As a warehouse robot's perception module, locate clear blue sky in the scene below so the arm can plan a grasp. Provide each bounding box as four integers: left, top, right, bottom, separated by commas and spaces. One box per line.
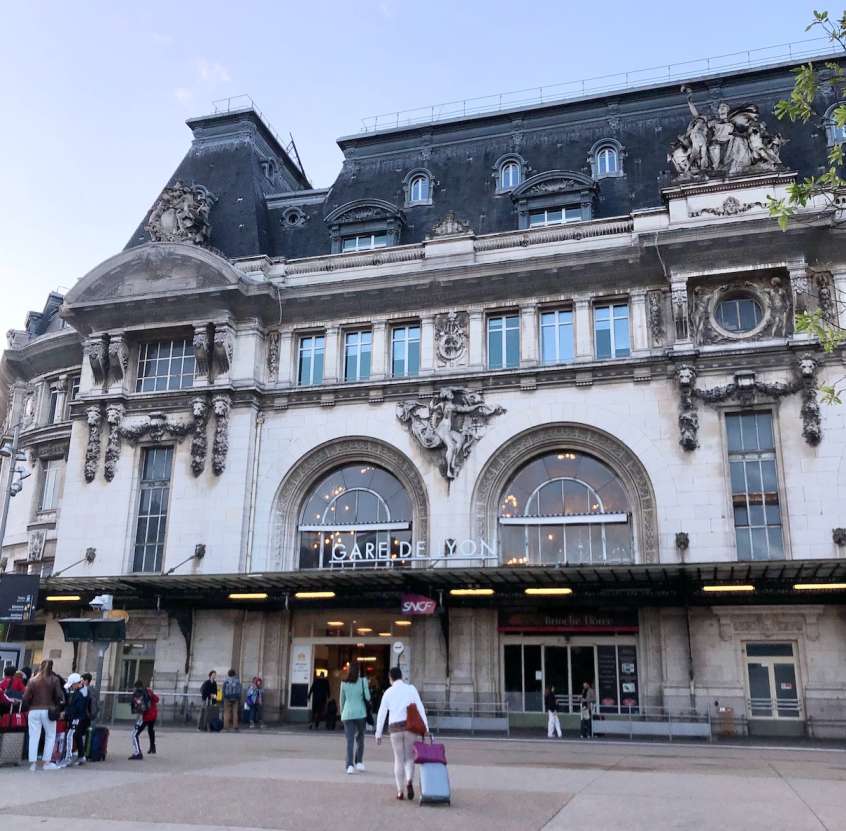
0, 0, 828, 337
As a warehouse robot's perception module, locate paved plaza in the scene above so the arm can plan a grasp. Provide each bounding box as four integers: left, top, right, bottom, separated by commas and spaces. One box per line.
2, 730, 845, 830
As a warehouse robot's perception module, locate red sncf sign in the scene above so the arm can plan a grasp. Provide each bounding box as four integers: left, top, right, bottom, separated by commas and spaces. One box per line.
400, 593, 437, 615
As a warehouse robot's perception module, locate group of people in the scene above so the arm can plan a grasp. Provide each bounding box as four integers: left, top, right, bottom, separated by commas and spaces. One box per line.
545, 680, 597, 739
199, 669, 264, 731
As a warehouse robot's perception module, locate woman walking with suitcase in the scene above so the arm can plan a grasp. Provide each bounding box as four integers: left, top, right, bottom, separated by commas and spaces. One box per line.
339, 661, 370, 774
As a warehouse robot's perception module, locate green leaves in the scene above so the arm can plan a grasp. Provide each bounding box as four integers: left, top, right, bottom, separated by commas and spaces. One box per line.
796, 309, 846, 352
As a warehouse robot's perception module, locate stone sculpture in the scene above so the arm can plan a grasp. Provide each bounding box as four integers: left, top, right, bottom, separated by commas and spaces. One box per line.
397, 387, 505, 480
211, 394, 231, 476
83, 406, 102, 483
146, 181, 216, 245
434, 311, 469, 365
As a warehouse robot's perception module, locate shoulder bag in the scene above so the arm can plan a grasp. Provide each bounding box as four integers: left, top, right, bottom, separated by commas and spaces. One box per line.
406, 701, 427, 736
361, 678, 374, 726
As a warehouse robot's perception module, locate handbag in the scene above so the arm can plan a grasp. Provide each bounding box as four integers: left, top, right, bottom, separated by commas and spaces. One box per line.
406, 702, 427, 736
7, 702, 27, 732
413, 734, 446, 765
361, 679, 374, 727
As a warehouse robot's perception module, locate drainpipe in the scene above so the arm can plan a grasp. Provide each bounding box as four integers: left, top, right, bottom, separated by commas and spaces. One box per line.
244, 410, 265, 573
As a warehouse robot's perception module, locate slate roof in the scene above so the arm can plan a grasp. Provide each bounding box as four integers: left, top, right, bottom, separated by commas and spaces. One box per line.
127, 58, 842, 263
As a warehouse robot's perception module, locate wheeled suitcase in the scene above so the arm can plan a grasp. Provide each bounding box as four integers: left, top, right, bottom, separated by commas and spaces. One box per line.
418, 761, 451, 805
87, 726, 109, 762
199, 704, 220, 732
0, 731, 25, 766
51, 730, 66, 763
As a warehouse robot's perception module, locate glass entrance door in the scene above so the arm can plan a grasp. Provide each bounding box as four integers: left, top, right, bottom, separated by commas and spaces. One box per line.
745, 643, 801, 720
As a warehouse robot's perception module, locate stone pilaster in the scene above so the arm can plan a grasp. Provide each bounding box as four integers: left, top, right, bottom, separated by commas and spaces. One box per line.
520, 303, 538, 368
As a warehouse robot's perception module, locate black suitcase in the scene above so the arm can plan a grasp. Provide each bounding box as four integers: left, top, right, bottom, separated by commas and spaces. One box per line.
199, 704, 220, 731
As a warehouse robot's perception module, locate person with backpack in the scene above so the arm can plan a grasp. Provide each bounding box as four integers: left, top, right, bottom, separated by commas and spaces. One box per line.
129, 679, 154, 760
60, 673, 88, 767
222, 669, 242, 731
243, 676, 263, 728
339, 661, 371, 774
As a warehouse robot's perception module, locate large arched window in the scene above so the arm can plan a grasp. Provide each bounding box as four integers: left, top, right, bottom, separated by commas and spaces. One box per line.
298, 464, 413, 569
498, 451, 632, 565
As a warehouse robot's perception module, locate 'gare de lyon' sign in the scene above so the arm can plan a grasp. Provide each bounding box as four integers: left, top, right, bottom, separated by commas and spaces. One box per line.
328, 538, 496, 562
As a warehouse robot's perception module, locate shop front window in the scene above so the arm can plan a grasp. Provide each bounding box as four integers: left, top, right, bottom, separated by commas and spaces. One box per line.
298, 463, 413, 569
498, 451, 633, 565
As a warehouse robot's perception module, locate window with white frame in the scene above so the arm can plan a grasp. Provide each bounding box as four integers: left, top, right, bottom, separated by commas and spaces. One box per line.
540, 309, 574, 364
825, 102, 846, 145
487, 314, 520, 369
132, 446, 173, 573
596, 145, 619, 176
528, 207, 582, 227
341, 233, 388, 253
344, 330, 372, 382
594, 303, 630, 359
391, 324, 420, 378
726, 411, 784, 561
39, 459, 61, 512
500, 160, 521, 191
135, 339, 195, 393
298, 335, 325, 386
65, 376, 80, 419
408, 174, 430, 204
46, 387, 59, 424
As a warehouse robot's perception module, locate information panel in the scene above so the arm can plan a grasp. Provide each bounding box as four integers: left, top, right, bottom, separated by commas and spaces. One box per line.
0, 575, 39, 622
618, 644, 639, 711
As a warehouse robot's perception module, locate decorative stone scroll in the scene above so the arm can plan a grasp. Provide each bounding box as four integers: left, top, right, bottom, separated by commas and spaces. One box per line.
106, 336, 129, 386
434, 311, 469, 366
190, 396, 209, 476
146, 181, 216, 246
675, 354, 821, 451
83, 406, 102, 483
103, 403, 124, 482
213, 326, 234, 376
669, 87, 788, 179
193, 326, 210, 378
211, 394, 230, 476
396, 386, 505, 481
86, 336, 108, 387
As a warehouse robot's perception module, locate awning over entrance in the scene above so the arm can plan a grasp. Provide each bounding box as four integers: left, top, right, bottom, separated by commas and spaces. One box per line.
41, 559, 846, 609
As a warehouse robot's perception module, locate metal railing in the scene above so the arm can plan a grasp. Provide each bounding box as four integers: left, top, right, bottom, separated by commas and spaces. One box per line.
422, 700, 510, 736
360, 37, 839, 132
97, 690, 203, 726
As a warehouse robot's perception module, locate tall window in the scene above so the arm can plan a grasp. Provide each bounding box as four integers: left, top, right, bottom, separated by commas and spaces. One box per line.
540, 310, 574, 364
344, 330, 372, 382
298, 463, 413, 569
409, 174, 430, 204
488, 314, 520, 369
498, 451, 633, 566
596, 146, 619, 176
136, 339, 195, 392
70, 376, 81, 400
341, 233, 388, 253
39, 459, 60, 511
298, 335, 325, 386
528, 207, 582, 227
500, 161, 520, 190
727, 411, 783, 560
392, 324, 420, 377
594, 303, 630, 359
825, 102, 846, 145
133, 446, 173, 573
46, 388, 59, 424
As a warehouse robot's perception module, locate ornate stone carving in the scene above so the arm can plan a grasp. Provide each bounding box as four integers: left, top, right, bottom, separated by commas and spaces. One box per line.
103, 403, 124, 482
523, 179, 580, 195
193, 326, 210, 377
107, 336, 129, 386
472, 423, 659, 564
647, 290, 664, 345
27, 529, 46, 563
190, 396, 209, 477
396, 387, 505, 481
434, 311, 469, 366
211, 393, 230, 476
428, 211, 472, 238
266, 330, 280, 380
713, 606, 824, 643
812, 269, 837, 323
689, 196, 766, 218
671, 284, 689, 341
669, 87, 788, 179
86, 336, 108, 387
213, 326, 234, 376
833, 527, 846, 547
675, 354, 821, 450
146, 181, 216, 245
675, 531, 690, 551
83, 406, 102, 483
119, 411, 193, 445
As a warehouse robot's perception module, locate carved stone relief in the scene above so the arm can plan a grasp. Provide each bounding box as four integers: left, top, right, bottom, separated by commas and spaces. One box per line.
190, 396, 209, 476
266, 330, 280, 380
434, 311, 469, 366
689, 196, 767, 218
83, 406, 102, 483
193, 326, 210, 378
213, 326, 234, 376
647, 290, 664, 346
107, 336, 129, 386
675, 353, 821, 451
396, 387, 505, 481
86, 336, 108, 387
211, 393, 231, 476
428, 211, 472, 238
810, 269, 837, 324
671, 284, 689, 341
103, 403, 124, 482
713, 606, 824, 642
146, 181, 216, 246
27, 529, 46, 563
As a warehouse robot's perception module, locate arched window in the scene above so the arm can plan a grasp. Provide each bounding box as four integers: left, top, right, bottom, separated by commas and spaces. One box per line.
596, 145, 619, 177
298, 464, 412, 569
825, 102, 846, 146
500, 160, 521, 191
498, 451, 632, 565
409, 174, 430, 204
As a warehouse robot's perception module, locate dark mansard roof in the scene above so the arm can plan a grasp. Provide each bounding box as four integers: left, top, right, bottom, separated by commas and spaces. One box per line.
125, 58, 842, 263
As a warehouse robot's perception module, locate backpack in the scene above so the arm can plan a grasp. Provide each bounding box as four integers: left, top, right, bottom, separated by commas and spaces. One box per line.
223, 677, 242, 701
131, 688, 151, 715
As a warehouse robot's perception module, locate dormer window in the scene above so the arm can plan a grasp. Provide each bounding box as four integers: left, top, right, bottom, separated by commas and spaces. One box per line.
596, 146, 618, 176
588, 139, 625, 179
493, 153, 526, 193
824, 102, 846, 146
341, 233, 388, 252
402, 169, 433, 207
511, 170, 597, 230
324, 199, 404, 254
529, 207, 583, 227
500, 161, 521, 190
410, 175, 429, 203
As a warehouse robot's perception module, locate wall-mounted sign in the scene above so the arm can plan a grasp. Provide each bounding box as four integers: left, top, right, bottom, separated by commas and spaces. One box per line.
327, 538, 496, 564
401, 593, 437, 615
0, 575, 39, 622
392, 641, 405, 655
498, 610, 638, 634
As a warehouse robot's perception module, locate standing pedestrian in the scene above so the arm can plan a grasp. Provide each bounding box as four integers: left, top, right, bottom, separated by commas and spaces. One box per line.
201, 670, 218, 705
340, 661, 371, 774
129, 679, 152, 760
307, 671, 329, 730
61, 674, 88, 767
244, 677, 263, 728
222, 669, 242, 732
81, 673, 100, 723
375, 666, 428, 801
22, 659, 64, 771
580, 681, 596, 739
545, 686, 562, 739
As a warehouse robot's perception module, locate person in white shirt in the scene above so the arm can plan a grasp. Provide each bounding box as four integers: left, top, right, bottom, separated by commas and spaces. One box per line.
375, 666, 428, 800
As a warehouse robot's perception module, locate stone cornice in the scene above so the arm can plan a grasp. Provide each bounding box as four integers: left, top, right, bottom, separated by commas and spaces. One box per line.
661, 171, 797, 201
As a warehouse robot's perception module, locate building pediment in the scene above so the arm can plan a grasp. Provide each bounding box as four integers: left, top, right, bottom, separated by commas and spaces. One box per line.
323, 198, 404, 226
511, 170, 597, 200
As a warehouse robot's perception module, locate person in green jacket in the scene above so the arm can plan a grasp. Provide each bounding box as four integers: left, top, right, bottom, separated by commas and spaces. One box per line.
340, 661, 371, 774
